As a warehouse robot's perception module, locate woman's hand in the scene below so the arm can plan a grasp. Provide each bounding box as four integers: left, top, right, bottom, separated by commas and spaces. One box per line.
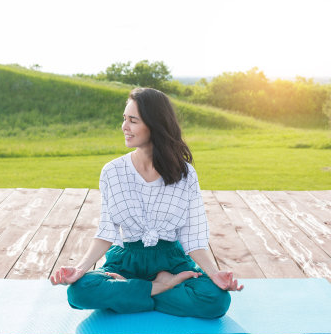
210, 271, 244, 291
50, 267, 86, 286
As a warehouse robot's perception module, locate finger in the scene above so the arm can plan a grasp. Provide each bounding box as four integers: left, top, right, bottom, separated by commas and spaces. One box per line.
59, 268, 66, 284
55, 272, 62, 285
56, 271, 61, 284
59, 268, 70, 285
191, 271, 201, 278
192, 271, 203, 278
59, 268, 64, 281
222, 272, 231, 289
238, 284, 244, 291
231, 279, 238, 291
109, 273, 121, 279
60, 267, 68, 279
50, 276, 56, 285
230, 279, 237, 289
105, 272, 126, 280
108, 273, 119, 279
61, 267, 69, 276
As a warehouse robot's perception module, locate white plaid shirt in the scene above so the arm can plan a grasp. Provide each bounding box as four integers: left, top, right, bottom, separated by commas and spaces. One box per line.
94, 151, 209, 255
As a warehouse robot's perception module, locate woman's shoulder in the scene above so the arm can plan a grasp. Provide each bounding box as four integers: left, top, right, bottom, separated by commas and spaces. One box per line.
181, 162, 202, 196
184, 161, 198, 177
100, 153, 130, 176
185, 161, 196, 172
181, 161, 199, 185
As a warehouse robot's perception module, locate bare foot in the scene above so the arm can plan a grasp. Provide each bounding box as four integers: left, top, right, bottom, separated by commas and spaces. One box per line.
151, 270, 202, 296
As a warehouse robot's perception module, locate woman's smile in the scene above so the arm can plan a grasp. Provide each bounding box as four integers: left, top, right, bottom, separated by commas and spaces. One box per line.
122, 99, 151, 148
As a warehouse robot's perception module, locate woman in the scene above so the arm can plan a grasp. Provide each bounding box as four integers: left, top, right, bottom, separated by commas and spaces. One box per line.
50, 87, 243, 319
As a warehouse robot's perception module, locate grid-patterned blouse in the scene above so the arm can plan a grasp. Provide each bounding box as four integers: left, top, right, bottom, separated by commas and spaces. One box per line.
94, 151, 210, 255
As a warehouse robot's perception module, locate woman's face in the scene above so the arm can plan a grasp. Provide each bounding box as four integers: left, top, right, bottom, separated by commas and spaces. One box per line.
122, 99, 151, 149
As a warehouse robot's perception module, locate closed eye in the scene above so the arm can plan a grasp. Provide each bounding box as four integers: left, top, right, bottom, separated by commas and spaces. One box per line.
123, 116, 136, 123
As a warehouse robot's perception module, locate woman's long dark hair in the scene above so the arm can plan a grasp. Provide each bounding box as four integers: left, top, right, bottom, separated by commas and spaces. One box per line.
127, 87, 193, 185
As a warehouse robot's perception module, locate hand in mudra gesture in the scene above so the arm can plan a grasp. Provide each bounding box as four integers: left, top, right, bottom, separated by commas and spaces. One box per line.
50, 267, 86, 285
210, 271, 244, 291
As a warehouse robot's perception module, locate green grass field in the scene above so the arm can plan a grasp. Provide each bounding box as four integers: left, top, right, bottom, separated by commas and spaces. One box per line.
1, 126, 330, 190
1, 65, 330, 190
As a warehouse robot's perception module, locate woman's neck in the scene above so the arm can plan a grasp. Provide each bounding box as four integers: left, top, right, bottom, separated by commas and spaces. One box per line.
132, 149, 153, 172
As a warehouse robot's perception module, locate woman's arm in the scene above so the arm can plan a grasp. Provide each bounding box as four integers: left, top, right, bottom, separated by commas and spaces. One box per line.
189, 248, 219, 277
76, 238, 112, 272
50, 238, 112, 285
189, 249, 244, 291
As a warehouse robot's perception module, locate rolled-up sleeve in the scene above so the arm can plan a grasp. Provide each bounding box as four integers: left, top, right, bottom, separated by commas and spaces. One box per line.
94, 167, 122, 245
178, 172, 210, 255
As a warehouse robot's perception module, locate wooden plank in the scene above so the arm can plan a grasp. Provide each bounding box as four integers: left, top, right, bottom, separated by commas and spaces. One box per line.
213, 191, 304, 278
263, 191, 331, 257
306, 190, 331, 216
0, 189, 15, 204
202, 197, 230, 272
202, 190, 265, 278
0, 188, 40, 235
50, 189, 101, 276
1, 189, 330, 280
0, 188, 63, 278
237, 190, 331, 280
7, 188, 88, 279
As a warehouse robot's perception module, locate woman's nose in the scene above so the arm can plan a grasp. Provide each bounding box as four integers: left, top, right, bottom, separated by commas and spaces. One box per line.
122, 120, 130, 131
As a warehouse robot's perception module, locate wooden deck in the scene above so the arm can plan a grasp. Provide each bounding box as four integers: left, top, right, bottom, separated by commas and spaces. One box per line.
0, 188, 330, 282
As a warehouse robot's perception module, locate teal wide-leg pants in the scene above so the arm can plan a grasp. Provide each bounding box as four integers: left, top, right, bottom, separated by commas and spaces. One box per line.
67, 240, 231, 319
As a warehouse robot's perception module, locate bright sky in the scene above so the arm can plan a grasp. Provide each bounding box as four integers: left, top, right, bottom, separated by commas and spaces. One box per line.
1, 0, 330, 78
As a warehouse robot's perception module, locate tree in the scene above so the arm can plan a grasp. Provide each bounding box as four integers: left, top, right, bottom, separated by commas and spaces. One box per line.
105, 61, 132, 82
102, 60, 172, 90
30, 64, 42, 71
131, 60, 172, 89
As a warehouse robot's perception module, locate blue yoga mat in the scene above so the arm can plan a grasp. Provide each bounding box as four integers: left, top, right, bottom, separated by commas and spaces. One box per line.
0, 278, 330, 334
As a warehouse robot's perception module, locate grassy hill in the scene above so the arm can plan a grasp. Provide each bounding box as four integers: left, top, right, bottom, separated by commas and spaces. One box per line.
0, 64, 276, 137
0, 64, 330, 190
0, 65, 129, 134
